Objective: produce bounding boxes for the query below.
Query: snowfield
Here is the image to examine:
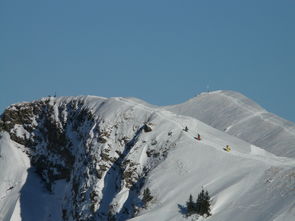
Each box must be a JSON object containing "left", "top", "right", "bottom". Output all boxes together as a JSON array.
[
  {"left": 0, "top": 133, "right": 29, "bottom": 221},
  {"left": 164, "top": 90, "right": 295, "bottom": 158},
  {"left": 0, "top": 91, "right": 294, "bottom": 221}
]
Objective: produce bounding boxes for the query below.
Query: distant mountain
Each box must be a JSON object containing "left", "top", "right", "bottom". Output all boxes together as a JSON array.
[
  {"left": 164, "top": 90, "right": 295, "bottom": 158},
  {"left": 0, "top": 94, "right": 294, "bottom": 221}
]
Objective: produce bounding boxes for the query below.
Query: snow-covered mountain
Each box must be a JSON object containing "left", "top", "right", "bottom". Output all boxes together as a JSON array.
[
  {"left": 0, "top": 94, "right": 294, "bottom": 221},
  {"left": 164, "top": 90, "right": 295, "bottom": 158}
]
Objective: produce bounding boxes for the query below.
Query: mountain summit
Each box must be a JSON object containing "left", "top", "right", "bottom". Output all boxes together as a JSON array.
[
  {"left": 164, "top": 90, "right": 295, "bottom": 158},
  {"left": 0, "top": 93, "right": 294, "bottom": 221}
]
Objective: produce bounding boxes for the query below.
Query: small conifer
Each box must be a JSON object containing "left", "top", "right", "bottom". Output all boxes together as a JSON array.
[
  {"left": 186, "top": 194, "right": 195, "bottom": 216},
  {"left": 185, "top": 188, "right": 211, "bottom": 218},
  {"left": 142, "top": 188, "right": 153, "bottom": 206}
]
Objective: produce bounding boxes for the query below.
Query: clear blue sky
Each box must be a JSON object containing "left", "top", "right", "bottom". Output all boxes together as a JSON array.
[{"left": 1, "top": 0, "right": 294, "bottom": 122}]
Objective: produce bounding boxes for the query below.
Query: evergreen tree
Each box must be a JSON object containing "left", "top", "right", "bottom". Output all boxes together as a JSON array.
[
  {"left": 196, "top": 188, "right": 211, "bottom": 217},
  {"left": 185, "top": 188, "right": 211, "bottom": 218},
  {"left": 186, "top": 194, "right": 195, "bottom": 216},
  {"left": 142, "top": 188, "right": 153, "bottom": 206},
  {"left": 195, "top": 190, "right": 203, "bottom": 214},
  {"left": 203, "top": 190, "right": 211, "bottom": 216}
]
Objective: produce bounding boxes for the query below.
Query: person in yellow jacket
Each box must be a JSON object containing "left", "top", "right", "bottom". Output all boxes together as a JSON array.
[{"left": 224, "top": 145, "right": 231, "bottom": 152}]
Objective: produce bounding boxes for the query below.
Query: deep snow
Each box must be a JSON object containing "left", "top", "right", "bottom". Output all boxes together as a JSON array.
[
  {"left": 164, "top": 90, "right": 295, "bottom": 158},
  {"left": 0, "top": 93, "right": 294, "bottom": 221}
]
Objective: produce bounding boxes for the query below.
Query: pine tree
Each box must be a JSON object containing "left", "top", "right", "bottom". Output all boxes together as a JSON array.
[
  {"left": 203, "top": 190, "right": 211, "bottom": 216},
  {"left": 195, "top": 190, "right": 203, "bottom": 214},
  {"left": 185, "top": 188, "right": 211, "bottom": 218},
  {"left": 142, "top": 188, "right": 153, "bottom": 206},
  {"left": 186, "top": 194, "right": 195, "bottom": 216},
  {"left": 196, "top": 188, "right": 211, "bottom": 217}
]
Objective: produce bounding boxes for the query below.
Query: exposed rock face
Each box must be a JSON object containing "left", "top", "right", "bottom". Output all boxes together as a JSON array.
[{"left": 0, "top": 96, "right": 175, "bottom": 221}]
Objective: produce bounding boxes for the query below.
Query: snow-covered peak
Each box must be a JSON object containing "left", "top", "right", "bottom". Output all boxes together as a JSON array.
[
  {"left": 0, "top": 94, "right": 295, "bottom": 221},
  {"left": 164, "top": 90, "right": 295, "bottom": 158}
]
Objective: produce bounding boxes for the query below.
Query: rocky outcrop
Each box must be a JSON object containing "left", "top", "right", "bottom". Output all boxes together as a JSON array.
[{"left": 0, "top": 96, "right": 176, "bottom": 221}]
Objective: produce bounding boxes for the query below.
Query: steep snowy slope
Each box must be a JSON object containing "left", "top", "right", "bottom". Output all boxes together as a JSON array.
[
  {"left": 0, "top": 95, "right": 294, "bottom": 221},
  {"left": 0, "top": 133, "right": 29, "bottom": 221},
  {"left": 164, "top": 90, "right": 295, "bottom": 158}
]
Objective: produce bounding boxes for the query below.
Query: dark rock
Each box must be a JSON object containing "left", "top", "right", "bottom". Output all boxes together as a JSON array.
[{"left": 143, "top": 124, "right": 152, "bottom": 132}]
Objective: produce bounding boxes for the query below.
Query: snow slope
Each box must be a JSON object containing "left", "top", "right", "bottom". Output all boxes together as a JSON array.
[
  {"left": 164, "top": 90, "right": 295, "bottom": 158},
  {"left": 0, "top": 133, "right": 29, "bottom": 221},
  {"left": 0, "top": 95, "right": 294, "bottom": 221}
]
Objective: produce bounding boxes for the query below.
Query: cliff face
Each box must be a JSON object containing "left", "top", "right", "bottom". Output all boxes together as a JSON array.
[{"left": 0, "top": 96, "right": 179, "bottom": 221}]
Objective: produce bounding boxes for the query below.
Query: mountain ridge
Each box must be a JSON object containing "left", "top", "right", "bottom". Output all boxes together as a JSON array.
[
  {"left": 0, "top": 93, "right": 294, "bottom": 221},
  {"left": 164, "top": 90, "right": 295, "bottom": 158}
]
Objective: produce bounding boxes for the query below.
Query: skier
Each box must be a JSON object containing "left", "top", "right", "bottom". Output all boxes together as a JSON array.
[
  {"left": 224, "top": 145, "right": 231, "bottom": 152},
  {"left": 194, "top": 133, "right": 201, "bottom": 141}
]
